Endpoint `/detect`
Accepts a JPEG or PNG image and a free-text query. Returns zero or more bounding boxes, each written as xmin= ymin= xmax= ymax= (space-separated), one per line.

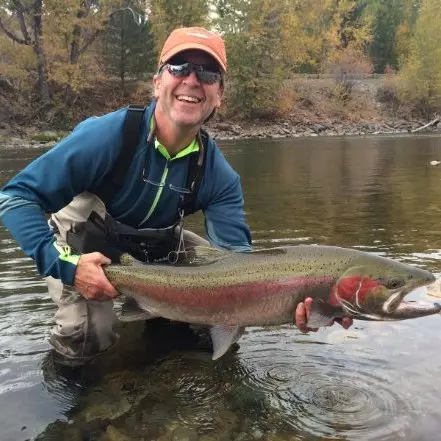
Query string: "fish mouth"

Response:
xmin=382 ymin=288 xmax=406 ymax=314
xmin=382 ymin=288 xmax=441 ymax=319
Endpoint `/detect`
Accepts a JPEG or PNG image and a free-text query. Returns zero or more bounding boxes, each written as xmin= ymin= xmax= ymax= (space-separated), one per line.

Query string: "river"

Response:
xmin=1 ymin=134 xmax=441 ymax=441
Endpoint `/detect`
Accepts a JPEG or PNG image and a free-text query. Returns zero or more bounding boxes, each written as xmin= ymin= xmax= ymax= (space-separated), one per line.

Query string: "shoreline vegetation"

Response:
xmin=1 ymin=1 xmax=441 ymax=148
xmin=1 ymin=76 xmax=440 ymax=149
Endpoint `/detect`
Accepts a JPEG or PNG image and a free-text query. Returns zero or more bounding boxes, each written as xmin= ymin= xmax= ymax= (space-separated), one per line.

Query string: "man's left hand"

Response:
xmin=295 ymin=297 xmax=353 ymax=333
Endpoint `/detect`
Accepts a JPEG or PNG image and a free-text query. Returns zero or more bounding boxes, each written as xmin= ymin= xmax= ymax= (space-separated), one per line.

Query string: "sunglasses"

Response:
xmin=162 ymin=62 xmax=221 ymax=85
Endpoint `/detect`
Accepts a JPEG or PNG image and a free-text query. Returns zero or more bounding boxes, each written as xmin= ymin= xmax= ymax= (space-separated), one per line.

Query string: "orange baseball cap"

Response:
xmin=159 ymin=27 xmax=227 ymax=72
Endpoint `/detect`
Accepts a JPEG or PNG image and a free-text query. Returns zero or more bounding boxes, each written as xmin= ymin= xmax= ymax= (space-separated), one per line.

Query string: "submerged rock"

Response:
xmin=171 ymin=426 xmax=199 ymax=441
xmin=100 ymin=424 xmax=132 ymax=441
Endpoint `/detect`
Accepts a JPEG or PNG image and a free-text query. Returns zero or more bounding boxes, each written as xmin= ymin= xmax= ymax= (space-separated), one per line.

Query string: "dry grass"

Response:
xmin=283 ymin=77 xmax=386 ymax=124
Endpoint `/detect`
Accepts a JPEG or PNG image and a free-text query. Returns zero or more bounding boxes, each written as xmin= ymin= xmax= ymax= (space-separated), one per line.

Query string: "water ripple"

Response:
xmin=227 ymin=327 xmax=414 ymax=440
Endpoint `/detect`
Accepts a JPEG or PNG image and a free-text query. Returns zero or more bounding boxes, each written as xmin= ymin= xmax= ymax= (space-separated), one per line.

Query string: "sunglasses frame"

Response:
xmin=162 ymin=62 xmax=222 ymax=85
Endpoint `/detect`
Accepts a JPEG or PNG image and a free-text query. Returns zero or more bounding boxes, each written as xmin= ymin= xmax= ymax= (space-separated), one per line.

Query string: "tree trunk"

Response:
xmin=120 ymin=24 xmax=126 ymax=97
xmin=69 ymin=9 xmax=85 ymax=65
xmin=33 ymin=0 xmax=51 ymax=104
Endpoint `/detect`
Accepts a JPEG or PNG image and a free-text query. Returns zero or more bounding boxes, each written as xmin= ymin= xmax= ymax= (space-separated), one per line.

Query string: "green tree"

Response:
xmin=394 ymin=0 xmax=421 ymax=66
xmin=102 ymin=4 xmax=155 ymax=95
xmin=149 ymin=0 xmax=210 ymax=57
xmin=397 ymin=0 xmax=441 ymax=114
xmin=369 ymin=0 xmax=405 ymax=72
xmin=321 ymin=0 xmax=372 ymax=57
xmin=215 ymin=0 xmax=287 ymax=118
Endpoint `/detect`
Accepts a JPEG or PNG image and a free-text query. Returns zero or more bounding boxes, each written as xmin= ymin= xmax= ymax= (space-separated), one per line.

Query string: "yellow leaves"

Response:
xmin=397 ymin=0 xmax=441 ymax=109
xmin=0 ymin=34 xmax=36 ymax=87
xmin=323 ymin=0 xmax=372 ymax=55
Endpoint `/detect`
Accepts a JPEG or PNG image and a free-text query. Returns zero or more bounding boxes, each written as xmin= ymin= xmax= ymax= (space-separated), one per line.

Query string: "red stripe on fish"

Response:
xmin=128 ymin=275 xmax=334 ymax=310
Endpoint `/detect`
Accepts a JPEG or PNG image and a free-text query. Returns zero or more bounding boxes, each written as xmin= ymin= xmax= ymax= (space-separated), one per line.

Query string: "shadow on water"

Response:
xmin=1 ymin=136 xmax=441 ymax=440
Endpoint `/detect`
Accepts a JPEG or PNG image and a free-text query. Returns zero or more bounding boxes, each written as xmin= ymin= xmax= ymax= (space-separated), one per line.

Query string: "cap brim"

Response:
xmin=160 ymin=43 xmax=227 ymax=72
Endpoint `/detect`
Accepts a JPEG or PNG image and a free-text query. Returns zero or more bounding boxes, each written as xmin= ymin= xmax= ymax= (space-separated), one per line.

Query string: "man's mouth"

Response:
xmin=176 ymin=95 xmax=204 ymax=104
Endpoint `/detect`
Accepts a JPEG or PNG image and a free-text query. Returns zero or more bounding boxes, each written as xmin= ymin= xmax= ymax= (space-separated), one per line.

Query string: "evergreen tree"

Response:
xmin=398 ymin=0 xmax=441 ymax=114
xmin=369 ymin=0 xmax=404 ymax=72
xmin=102 ymin=3 xmax=155 ymax=94
xmin=149 ymin=0 xmax=210 ymax=57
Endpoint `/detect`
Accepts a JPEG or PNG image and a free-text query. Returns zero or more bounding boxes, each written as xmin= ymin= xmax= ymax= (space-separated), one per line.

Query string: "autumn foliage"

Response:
xmin=0 ymin=0 xmax=439 ymax=128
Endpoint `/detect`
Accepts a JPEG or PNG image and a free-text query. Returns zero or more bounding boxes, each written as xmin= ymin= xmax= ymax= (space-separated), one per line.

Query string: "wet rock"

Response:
xmin=171 ymin=426 xmax=199 ymax=441
xmin=156 ymin=432 xmax=173 ymax=441
xmin=100 ymin=425 xmax=131 ymax=441
xmin=34 ymin=420 xmax=83 ymax=441
xmin=312 ymin=123 xmax=328 ymax=133
xmin=265 ymin=435 xmax=302 ymax=441
xmin=251 ymin=428 xmax=264 ymax=439
xmin=81 ymin=396 xmax=131 ymax=422
xmin=198 ymin=436 xmax=215 ymax=441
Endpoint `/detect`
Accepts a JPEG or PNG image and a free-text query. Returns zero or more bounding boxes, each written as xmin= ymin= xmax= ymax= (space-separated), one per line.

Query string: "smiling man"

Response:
xmin=0 ymin=27 xmax=349 ymax=366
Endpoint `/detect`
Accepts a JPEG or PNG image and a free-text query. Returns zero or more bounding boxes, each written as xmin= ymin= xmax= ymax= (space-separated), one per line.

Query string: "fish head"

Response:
xmin=329 ymin=258 xmax=440 ymax=320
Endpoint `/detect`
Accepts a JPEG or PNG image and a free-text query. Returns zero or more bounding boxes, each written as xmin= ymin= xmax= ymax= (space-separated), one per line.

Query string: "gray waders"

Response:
xmin=47 ymin=192 xmax=209 ymax=366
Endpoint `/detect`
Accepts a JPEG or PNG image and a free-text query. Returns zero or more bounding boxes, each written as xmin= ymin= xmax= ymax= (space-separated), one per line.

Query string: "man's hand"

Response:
xmin=74 ymin=252 xmax=119 ymax=301
xmin=295 ymin=297 xmax=353 ymax=333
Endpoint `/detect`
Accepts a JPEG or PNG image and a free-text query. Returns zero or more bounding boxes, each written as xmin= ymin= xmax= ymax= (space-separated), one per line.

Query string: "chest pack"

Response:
xmin=92 ymin=104 xmax=209 ymax=217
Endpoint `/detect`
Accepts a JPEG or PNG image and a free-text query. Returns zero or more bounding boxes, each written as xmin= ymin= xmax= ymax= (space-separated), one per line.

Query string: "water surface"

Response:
xmin=1 ymin=135 xmax=441 ymax=441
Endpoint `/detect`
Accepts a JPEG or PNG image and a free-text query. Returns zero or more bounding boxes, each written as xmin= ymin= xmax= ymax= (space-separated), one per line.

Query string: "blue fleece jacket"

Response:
xmin=0 ymin=102 xmax=251 ymax=286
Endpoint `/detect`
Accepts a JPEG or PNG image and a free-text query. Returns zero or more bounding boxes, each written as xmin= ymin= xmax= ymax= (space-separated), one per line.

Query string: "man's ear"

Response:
xmin=153 ymin=74 xmax=161 ymax=99
xmin=215 ymin=85 xmax=224 ymax=109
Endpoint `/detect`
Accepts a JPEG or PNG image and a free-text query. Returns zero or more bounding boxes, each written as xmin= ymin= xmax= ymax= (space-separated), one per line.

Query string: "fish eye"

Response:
xmin=383 ymin=277 xmax=405 ymax=290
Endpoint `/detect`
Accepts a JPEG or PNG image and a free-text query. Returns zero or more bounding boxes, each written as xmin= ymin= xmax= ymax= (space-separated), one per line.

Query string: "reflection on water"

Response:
xmin=1 ymin=135 xmax=441 ymax=441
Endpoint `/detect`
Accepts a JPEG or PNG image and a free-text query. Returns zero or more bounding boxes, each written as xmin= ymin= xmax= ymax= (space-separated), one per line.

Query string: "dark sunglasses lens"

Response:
xmin=167 ymin=63 xmax=191 ymax=77
xmin=167 ymin=63 xmax=220 ymax=84
xmin=196 ymin=70 xmax=221 ymax=85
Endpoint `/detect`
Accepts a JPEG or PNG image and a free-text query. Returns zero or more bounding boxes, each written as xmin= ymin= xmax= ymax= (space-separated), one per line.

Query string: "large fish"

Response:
xmin=104 ymin=245 xmax=440 ymax=360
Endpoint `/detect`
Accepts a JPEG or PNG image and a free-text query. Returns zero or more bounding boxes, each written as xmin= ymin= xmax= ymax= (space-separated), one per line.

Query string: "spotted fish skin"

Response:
xmin=105 ymin=245 xmax=438 ymax=327
xmin=103 ymin=245 xmax=439 ymax=360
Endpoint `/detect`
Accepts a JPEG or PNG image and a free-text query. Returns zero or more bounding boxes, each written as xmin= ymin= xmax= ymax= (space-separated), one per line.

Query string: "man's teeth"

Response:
xmin=176 ymin=95 xmax=202 ymax=103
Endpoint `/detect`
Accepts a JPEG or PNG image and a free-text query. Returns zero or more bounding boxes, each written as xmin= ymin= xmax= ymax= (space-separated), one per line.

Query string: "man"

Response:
xmin=0 ymin=27 xmax=351 ymax=366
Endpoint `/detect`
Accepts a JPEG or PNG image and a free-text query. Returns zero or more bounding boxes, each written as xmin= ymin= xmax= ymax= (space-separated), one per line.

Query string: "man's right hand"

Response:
xmin=74 ymin=252 xmax=119 ymax=300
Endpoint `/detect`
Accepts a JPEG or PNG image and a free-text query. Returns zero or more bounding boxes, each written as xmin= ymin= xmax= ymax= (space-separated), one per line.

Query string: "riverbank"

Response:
xmin=208 ymin=116 xmax=441 ymax=140
xmin=1 ymin=77 xmax=440 ymax=148
xmin=2 ymin=116 xmax=440 ymax=150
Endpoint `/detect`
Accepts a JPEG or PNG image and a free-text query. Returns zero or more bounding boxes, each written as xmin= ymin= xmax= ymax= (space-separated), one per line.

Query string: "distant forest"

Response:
xmin=0 ymin=0 xmax=440 ymax=127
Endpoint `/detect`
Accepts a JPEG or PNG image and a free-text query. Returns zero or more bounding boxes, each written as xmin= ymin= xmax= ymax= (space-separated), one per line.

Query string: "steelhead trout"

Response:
xmin=104 ymin=245 xmax=440 ymax=360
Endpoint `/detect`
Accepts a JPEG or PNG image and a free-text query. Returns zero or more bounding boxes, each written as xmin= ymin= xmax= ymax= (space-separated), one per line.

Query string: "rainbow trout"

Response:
xmin=104 ymin=245 xmax=440 ymax=360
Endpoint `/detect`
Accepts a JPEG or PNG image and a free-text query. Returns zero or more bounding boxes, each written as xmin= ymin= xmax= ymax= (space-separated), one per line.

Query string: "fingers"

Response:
xmin=74 ymin=252 xmax=119 ymax=300
xmin=295 ymin=297 xmax=353 ymax=333
xmin=340 ymin=317 xmax=353 ymax=329
xmin=295 ymin=298 xmax=318 ymax=334
xmin=333 ymin=317 xmax=354 ymax=329
xmin=87 ymin=251 xmax=112 ymax=266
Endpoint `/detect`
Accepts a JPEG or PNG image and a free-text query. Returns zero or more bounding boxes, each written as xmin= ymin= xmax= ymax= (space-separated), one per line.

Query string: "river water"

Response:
xmin=1 ymin=135 xmax=441 ymax=441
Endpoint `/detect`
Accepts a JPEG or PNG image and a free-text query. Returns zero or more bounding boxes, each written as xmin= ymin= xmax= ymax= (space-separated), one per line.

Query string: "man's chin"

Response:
xmin=173 ymin=115 xmax=207 ymax=129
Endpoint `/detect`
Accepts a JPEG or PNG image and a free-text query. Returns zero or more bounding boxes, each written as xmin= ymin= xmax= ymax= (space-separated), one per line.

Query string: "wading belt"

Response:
xmin=93 ymin=104 xmax=209 ymax=218
xmin=66 ymin=211 xmax=183 ymax=263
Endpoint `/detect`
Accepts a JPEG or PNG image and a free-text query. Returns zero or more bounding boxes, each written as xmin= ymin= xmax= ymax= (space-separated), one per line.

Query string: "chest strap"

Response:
xmin=93 ymin=104 xmax=208 ymax=217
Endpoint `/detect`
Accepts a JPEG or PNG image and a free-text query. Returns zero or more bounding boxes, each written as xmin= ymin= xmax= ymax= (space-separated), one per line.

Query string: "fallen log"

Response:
xmin=411 ymin=117 xmax=440 ymax=133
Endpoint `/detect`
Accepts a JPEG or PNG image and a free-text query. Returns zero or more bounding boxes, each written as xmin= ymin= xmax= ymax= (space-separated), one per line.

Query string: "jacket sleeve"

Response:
xmin=200 ymin=144 xmax=252 ymax=252
xmin=0 ymin=109 xmax=126 ymax=285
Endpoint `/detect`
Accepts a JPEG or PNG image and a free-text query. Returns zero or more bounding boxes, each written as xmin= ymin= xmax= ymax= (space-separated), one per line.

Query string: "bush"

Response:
xmin=324 ymin=48 xmax=374 ymax=103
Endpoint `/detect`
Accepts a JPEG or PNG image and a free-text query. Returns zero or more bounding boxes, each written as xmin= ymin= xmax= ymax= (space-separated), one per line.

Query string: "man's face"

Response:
xmin=153 ymin=50 xmax=224 ymax=131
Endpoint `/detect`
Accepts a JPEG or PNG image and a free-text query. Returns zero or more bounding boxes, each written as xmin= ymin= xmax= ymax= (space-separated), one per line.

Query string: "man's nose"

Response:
xmin=183 ymin=70 xmax=201 ymax=86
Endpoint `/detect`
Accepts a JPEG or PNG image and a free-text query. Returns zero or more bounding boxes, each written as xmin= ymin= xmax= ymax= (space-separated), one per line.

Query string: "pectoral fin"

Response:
xmin=119 ymin=297 xmax=158 ymax=322
xmin=307 ymin=299 xmax=343 ymax=329
xmin=210 ymin=325 xmax=245 ymax=360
